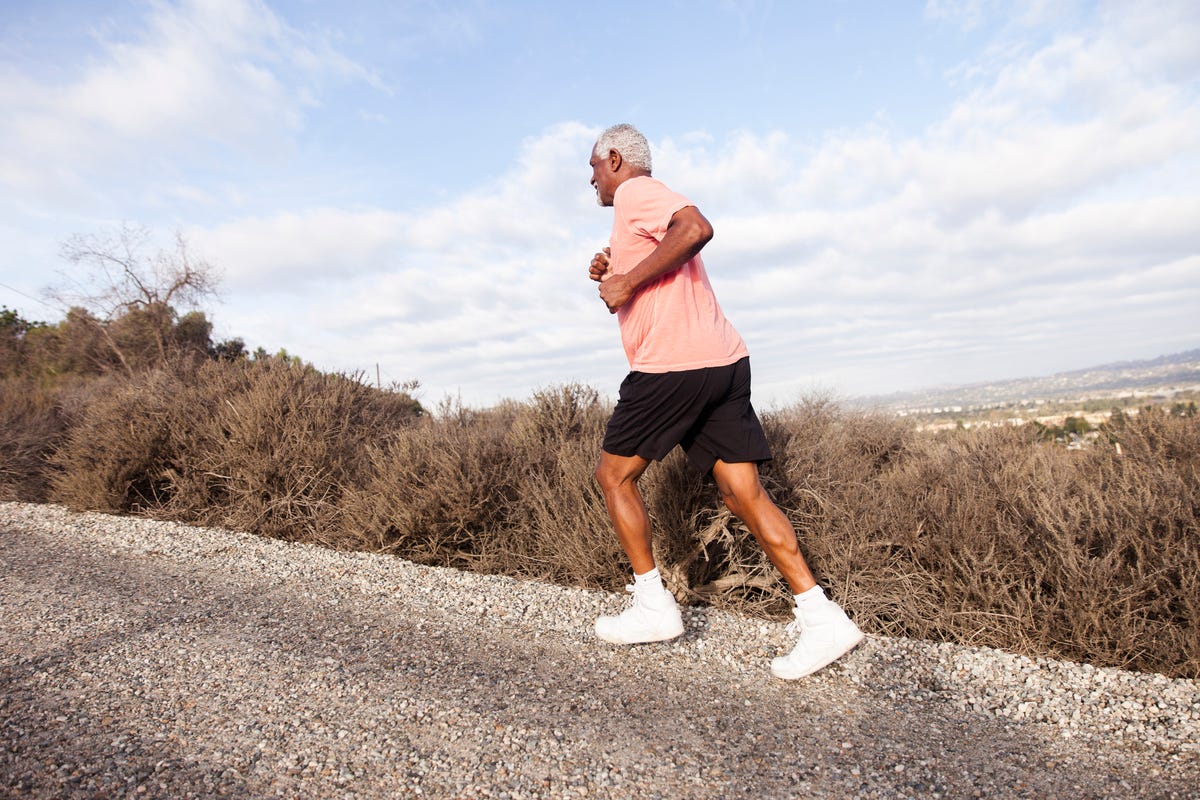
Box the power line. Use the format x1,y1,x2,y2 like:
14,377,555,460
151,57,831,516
0,281,55,311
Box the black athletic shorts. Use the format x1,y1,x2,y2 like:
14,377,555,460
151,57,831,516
602,356,772,473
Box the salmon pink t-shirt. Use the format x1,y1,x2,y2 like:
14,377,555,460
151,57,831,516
608,176,748,372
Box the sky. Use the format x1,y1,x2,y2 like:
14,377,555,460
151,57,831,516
1,0,1197,409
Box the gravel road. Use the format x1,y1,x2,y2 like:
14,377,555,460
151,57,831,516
2,502,1197,799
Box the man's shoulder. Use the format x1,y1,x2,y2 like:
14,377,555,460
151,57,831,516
617,175,667,195
614,175,686,210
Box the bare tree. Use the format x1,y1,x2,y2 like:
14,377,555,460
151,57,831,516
50,224,220,375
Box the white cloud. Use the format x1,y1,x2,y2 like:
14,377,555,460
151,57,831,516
195,208,408,289
194,122,603,286
924,0,1080,32
8,2,1195,409
0,0,374,204
196,121,627,403
678,4,1198,401
204,0,1199,406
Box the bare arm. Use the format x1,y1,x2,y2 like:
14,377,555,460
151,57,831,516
599,206,714,313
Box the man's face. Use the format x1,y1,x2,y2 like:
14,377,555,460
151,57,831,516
590,148,617,207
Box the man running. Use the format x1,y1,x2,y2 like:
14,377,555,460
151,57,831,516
587,123,863,679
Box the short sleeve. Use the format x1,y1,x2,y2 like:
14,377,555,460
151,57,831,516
618,178,694,242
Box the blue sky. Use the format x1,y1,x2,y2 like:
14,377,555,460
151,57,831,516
2,0,1197,408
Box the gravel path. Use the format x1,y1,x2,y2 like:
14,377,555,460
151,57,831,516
1,502,1197,799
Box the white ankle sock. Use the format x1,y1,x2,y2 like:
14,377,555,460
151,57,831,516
795,585,827,606
634,567,663,591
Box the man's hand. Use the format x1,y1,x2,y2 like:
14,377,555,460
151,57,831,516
589,247,611,283
596,206,714,314
590,246,628,313
599,272,635,314
591,206,714,314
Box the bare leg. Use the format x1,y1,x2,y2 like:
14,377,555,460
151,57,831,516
710,459,862,679
710,459,817,594
594,450,655,574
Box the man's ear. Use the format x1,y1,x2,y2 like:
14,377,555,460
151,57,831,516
607,148,623,172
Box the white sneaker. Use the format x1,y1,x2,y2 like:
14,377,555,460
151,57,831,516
771,600,864,679
594,584,684,644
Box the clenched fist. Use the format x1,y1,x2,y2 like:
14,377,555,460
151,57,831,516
589,247,611,282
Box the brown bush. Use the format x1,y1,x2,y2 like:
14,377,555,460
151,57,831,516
340,400,521,566
780,412,1199,677
344,385,627,588
48,368,187,511
50,358,423,541
0,377,72,501
762,399,929,624
494,384,626,587
162,359,421,543
12,361,1199,678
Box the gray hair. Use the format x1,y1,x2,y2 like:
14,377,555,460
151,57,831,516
593,123,652,173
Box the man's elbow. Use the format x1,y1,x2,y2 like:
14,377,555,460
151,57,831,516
681,211,714,250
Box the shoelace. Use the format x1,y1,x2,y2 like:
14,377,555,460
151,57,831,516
784,609,806,636
625,584,661,613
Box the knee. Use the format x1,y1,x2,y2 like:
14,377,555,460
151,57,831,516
719,479,764,514
595,453,648,498
720,489,744,518
594,458,630,495
594,460,613,492
720,481,782,533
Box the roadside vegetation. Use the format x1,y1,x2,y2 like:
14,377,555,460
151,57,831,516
2,229,1197,679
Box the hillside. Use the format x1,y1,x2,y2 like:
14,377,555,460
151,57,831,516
860,349,1200,420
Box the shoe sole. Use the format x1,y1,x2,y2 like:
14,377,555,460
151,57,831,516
770,630,866,680
594,621,685,645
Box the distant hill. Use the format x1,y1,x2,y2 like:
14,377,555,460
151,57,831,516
859,349,1200,413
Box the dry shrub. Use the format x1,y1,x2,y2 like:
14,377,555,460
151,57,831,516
863,427,1068,644
165,360,421,542
760,400,923,622
483,384,625,587
50,358,421,542
340,400,520,565
835,412,1199,677
1110,405,1200,470
49,368,189,512
0,377,73,501
26,363,1200,677
642,451,733,606
343,384,626,588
